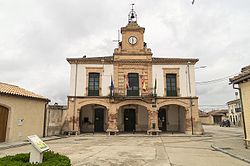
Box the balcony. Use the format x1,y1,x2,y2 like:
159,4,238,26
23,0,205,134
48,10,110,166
110,88,156,99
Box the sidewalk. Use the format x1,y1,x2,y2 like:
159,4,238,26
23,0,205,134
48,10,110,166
0,136,63,150
0,132,212,151
204,125,250,164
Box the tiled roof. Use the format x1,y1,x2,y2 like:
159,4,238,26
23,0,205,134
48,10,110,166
227,98,241,105
209,109,228,116
67,56,198,64
230,65,250,84
152,57,198,63
0,82,48,101
199,110,210,117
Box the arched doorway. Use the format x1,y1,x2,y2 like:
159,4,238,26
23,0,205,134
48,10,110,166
0,105,8,142
158,105,186,133
118,104,148,132
79,104,107,133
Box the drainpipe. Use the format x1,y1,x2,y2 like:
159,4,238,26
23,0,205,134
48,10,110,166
43,101,49,137
73,62,78,131
233,83,248,148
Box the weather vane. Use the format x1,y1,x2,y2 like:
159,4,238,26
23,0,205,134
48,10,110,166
131,3,135,10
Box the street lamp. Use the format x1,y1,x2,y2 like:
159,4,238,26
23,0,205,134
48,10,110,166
187,62,194,135
187,64,206,135
195,66,207,69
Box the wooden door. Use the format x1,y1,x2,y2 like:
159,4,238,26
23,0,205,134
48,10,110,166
124,109,136,132
0,106,8,142
158,109,167,131
94,108,104,132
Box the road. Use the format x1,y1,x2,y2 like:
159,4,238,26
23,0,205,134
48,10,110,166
204,125,250,162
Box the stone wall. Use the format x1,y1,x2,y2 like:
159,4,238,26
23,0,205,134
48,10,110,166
46,104,67,136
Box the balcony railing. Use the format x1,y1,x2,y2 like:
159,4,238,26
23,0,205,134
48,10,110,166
110,88,156,98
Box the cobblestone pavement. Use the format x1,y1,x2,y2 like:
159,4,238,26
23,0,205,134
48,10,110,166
204,125,250,163
0,132,249,166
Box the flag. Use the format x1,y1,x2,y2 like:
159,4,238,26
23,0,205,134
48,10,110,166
154,78,157,90
110,76,114,97
142,77,146,91
154,78,157,95
125,74,129,89
111,76,114,91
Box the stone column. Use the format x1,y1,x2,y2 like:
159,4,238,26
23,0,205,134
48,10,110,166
192,99,204,135
62,99,75,132
74,108,80,133
185,107,192,135
185,98,204,135
148,109,159,130
106,105,119,133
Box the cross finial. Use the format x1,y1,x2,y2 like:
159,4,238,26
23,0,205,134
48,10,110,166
131,3,135,10
128,3,137,23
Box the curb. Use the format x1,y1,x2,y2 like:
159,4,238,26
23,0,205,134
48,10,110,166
79,134,213,138
0,142,30,150
0,136,64,150
211,145,250,164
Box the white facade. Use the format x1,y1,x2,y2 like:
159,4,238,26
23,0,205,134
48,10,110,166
69,64,114,96
152,64,196,97
69,63,196,97
227,99,242,126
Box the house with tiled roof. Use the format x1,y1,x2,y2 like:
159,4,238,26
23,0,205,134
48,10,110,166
199,109,228,125
64,7,203,135
230,65,250,148
0,82,49,142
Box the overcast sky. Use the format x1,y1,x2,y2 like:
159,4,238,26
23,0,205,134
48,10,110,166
0,0,249,111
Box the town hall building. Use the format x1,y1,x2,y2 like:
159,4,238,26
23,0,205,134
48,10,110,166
64,7,203,135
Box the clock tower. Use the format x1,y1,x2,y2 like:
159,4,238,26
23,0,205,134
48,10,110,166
113,5,153,96
113,5,152,61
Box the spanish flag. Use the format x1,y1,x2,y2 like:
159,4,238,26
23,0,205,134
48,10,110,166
142,77,146,91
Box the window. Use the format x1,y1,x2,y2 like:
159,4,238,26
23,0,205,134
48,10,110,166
166,74,177,96
127,73,139,96
88,73,100,96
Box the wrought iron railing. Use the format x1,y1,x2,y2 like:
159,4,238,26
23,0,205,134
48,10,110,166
109,88,157,98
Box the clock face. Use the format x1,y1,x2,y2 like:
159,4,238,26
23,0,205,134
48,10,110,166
128,36,137,45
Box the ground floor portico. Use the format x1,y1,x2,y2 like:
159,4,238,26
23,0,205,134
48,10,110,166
64,97,203,135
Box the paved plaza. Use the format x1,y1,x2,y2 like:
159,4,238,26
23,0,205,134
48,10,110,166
0,126,249,166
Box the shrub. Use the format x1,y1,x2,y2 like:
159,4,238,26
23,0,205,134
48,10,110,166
0,151,71,166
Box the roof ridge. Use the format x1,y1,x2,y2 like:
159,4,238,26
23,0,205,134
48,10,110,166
0,82,48,101
0,82,19,87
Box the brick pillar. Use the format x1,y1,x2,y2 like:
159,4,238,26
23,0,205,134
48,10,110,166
192,99,204,135
185,108,192,134
107,106,118,131
148,109,159,130
185,98,204,135
74,108,80,132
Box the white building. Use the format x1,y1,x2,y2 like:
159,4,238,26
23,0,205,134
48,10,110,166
227,98,242,126
64,7,203,135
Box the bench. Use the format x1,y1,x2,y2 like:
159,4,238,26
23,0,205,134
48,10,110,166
64,131,79,136
106,129,119,136
147,129,162,136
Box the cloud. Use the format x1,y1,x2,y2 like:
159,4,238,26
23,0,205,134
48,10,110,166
0,0,249,108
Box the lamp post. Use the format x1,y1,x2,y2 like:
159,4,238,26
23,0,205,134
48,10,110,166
187,62,194,135
187,64,206,135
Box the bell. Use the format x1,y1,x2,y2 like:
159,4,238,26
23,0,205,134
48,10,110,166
131,13,135,19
